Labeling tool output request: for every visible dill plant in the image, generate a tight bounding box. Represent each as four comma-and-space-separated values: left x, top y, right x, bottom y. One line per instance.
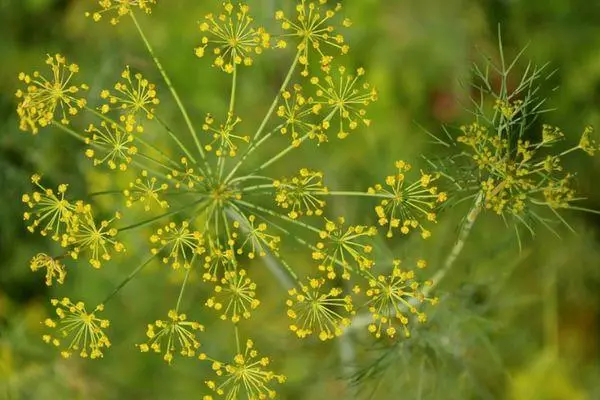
15, 1, 448, 398
348, 36, 600, 396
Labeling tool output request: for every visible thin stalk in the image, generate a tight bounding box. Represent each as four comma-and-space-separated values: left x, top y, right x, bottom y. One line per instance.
130, 12, 211, 175
252, 50, 301, 142
175, 268, 192, 312
118, 198, 206, 232
100, 250, 161, 305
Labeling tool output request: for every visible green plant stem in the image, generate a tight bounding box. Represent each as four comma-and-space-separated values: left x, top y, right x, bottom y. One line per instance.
117, 199, 206, 232
252, 50, 301, 143
223, 127, 281, 184
130, 12, 211, 175
175, 268, 192, 312
426, 191, 484, 292
100, 250, 161, 305
234, 200, 321, 234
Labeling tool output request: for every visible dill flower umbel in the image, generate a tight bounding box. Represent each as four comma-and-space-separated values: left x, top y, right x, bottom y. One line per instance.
310, 66, 377, 139
364, 259, 437, 339
286, 277, 354, 340
16, 54, 88, 134
232, 215, 281, 259
42, 298, 110, 359
275, 0, 351, 76
205, 269, 260, 323
100, 66, 160, 119
277, 84, 327, 146
84, 121, 138, 171
124, 170, 170, 211
273, 168, 328, 219
369, 160, 447, 239
22, 174, 76, 241
67, 206, 125, 268
196, 2, 271, 73
150, 221, 205, 269
86, 0, 157, 25
203, 339, 286, 399
312, 217, 377, 280
203, 113, 249, 157
30, 253, 67, 286
138, 310, 204, 364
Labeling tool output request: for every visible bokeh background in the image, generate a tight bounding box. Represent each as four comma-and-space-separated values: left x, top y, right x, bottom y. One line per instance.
1, 0, 600, 399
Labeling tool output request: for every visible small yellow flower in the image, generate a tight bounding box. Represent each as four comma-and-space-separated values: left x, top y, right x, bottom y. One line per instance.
30, 253, 67, 286
16, 54, 88, 134
100, 66, 159, 119
150, 221, 205, 269
138, 309, 204, 364
274, 168, 328, 219
286, 277, 353, 340
369, 161, 446, 238
42, 298, 110, 359
205, 269, 260, 323
124, 170, 169, 211
203, 339, 286, 399
202, 113, 249, 157
86, 0, 156, 25
365, 259, 437, 339
196, 2, 271, 73
85, 121, 138, 171
310, 66, 377, 139
312, 217, 377, 280
275, 0, 351, 76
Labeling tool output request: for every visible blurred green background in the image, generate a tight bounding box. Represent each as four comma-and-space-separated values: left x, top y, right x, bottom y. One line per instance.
1, 0, 600, 399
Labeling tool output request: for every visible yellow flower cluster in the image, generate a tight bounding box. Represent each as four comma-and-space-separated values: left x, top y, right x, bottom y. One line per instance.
43, 298, 110, 359
30, 253, 66, 286
205, 269, 260, 323
150, 221, 205, 269
16, 54, 88, 134
275, 0, 351, 76
100, 66, 160, 119
86, 0, 157, 25
203, 113, 249, 157
232, 215, 281, 259
202, 339, 286, 399
195, 2, 271, 73
312, 217, 377, 280
277, 84, 327, 146
364, 259, 437, 338
23, 175, 125, 269
457, 122, 587, 217
138, 309, 204, 364
369, 161, 447, 239
274, 168, 328, 219
124, 170, 170, 211
310, 66, 377, 139
84, 121, 138, 171
286, 277, 354, 340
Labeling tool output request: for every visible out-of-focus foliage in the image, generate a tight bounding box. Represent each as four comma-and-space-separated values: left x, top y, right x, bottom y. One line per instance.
1, 1, 599, 399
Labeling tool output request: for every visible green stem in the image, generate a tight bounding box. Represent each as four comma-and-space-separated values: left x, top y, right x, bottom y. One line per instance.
234, 200, 321, 234
100, 250, 161, 305
117, 199, 206, 232
175, 268, 192, 312
252, 50, 301, 142
130, 12, 211, 175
